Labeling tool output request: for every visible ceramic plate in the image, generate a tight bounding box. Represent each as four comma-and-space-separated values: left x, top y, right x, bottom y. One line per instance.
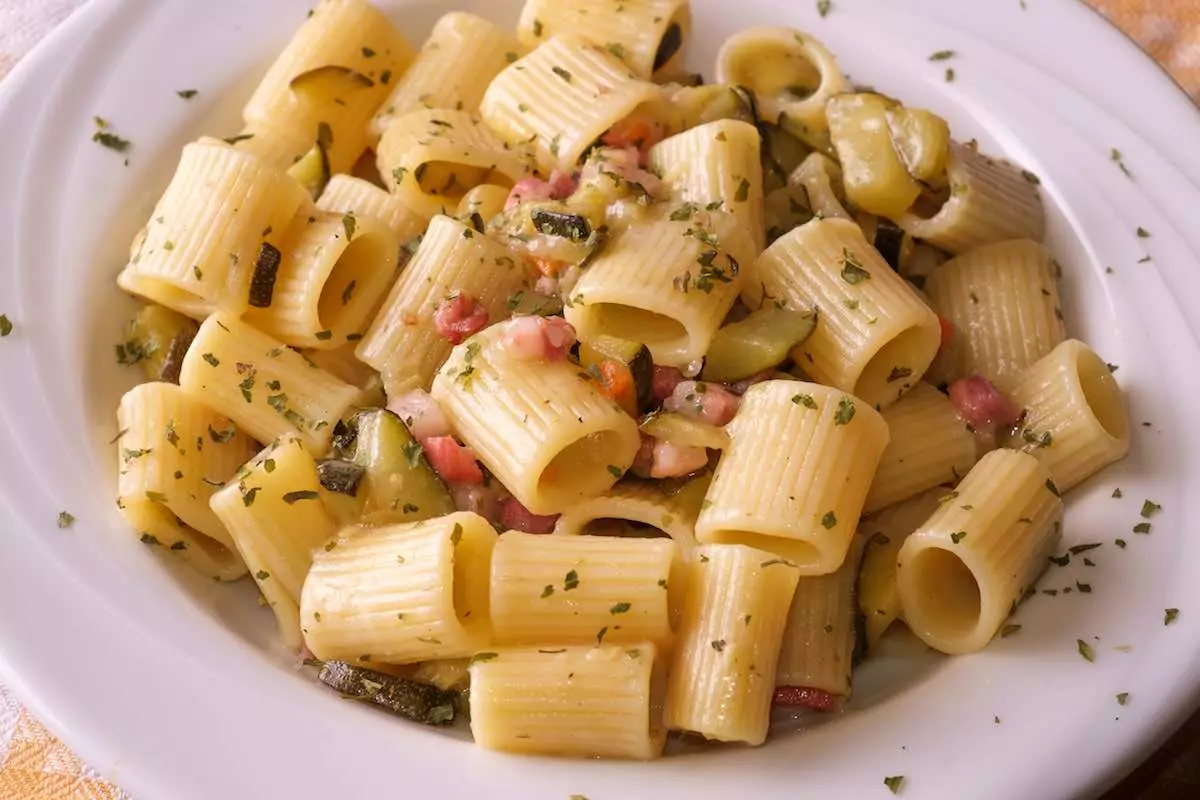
1, 0, 1199, 797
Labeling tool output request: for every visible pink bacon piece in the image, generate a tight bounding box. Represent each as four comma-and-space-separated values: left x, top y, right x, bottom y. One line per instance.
386, 389, 450, 441
497, 496, 560, 534
504, 170, 578, 211
433, 293, 488, 345
663, 380, 741, 426
420, 436, 484, 484
651, 365, 685, 404
948, 375, 1020, 433
500, 316, 577, 362
649, 440, 709, 479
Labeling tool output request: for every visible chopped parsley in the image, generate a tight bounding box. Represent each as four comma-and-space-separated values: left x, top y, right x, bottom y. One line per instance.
792, 393, 818, 409
887, 366, 912, 383
1117, 692, 1130, 706
734, 177, 750, 203
255, 570, 271, 581
1021, 169, 1041, 185
1165, 608, 1180, 625
1077, 639, 1095, 662
596, 626, 609, 645
817, 0, 832, 17
884, 776, 904, 794
176, 89, 199, 99
928, 50, 956, 61
551, 66, 573, 83
0, 314, 12, 337
821, 511, 837, 529
1136, 227, 1150, 238
564, 569, 580, 591
93, 125, 132, 153
834, 397, 856, 425
222, 133, 254, 145
950, 531, 967, 544
1111, 148, 1132, 178
710, 639, 727, 652
610, 602, 631, 615
401, 440, 424, 470
470, 652, 498, 665
1045, 478, 1062, 498
342, 212, 357, 240
1140, 499, 1162, 518
241, 486, 261, 507
361, 46, 376, 58
541, 584, 555, 598
606, 465, 623, 478
57, 511, 75, 529
839, 248, 871, 284
1133, 522, 1151, 534
450, 522, 464, 546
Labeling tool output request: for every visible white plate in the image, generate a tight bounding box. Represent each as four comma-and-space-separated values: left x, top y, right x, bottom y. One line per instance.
1, 0, 1199, 797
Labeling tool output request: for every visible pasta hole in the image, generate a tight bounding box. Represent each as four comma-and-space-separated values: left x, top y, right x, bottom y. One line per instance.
581, 518, 668, 539
856, 322, 939, 406
903, 546, 981, 639
589, 304, 687, 350
316, 229, 392, 335
1075, 346, 1127, 441
724, 40, 822, 104
706, 530, 822, 571
539, 431, 632, 505
416, 162, 508, 202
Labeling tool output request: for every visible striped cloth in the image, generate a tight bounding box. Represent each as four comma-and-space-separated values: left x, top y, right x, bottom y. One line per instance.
0, 0, 1196, 798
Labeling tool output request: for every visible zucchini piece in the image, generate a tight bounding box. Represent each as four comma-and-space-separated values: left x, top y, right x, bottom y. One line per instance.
287, 141, 330, 200
329, 418, 359, 459
874, 218, 914, 271
317, 458, 366, 497
118, 305, 200, 384
578, 335, 653, 412
317, 661, 457, 726
506, 289, 564, 318
702, 307, 817, 382
885, 106, 951, 187
412, 658, 471, 692
248, 242, 282, 308
654, 22, 684, 73
531, 208, 592, 242
826, 93, 924, 218
353, 409, 456, 522
640, 411, 730, 450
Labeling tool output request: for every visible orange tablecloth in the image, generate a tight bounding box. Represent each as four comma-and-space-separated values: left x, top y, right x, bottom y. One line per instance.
0, 1, 1197, 798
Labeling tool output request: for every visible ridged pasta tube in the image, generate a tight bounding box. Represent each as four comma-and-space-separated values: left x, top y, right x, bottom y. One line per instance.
649, 119, 766, 252
455, 184, 511, 224
897, 142, 1045, 254
665, 544, 800, 745
317, 175, 427, 244
775, 533, 866, 700
857, 488, 944, 646
178, 311, 364, 453
431, 321, 642, 515
118, 500, 246, 582
376, 109, 535, 219
516, 0, 691, 79
896, 449, 1063, 655
355, 215, 533, 397
553, 474, 710, 559
1003, 339, 1130, 492
789, 152, 851, 220
695, 380, 889, 574
565, 210, 756, 367
715, 27, 848, 152
864, 383, 976, 514
241, 0, 413, 173
490, 532, 682, 646
924, 239, 1066, 387
117, 382, 257, 553
210, 435, 337, 649
245, 210, 398, 350
369, 12, 524, 144
480, 34, 660, 173
118, 139, 310, 319
469, 643, 667, 760
745, 218, 941, 408
300, 512, 497, 664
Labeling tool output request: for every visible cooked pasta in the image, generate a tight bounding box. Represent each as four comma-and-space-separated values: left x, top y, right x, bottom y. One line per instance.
1003, 339, 1130, 492
665, 543, 800, 744
300, 512, 497, 664
896, 449, 1064, 655
106, 0, 1135, 762
745, 218, 941, 408
924, 239, 1066, 387
695, 380, 889, 574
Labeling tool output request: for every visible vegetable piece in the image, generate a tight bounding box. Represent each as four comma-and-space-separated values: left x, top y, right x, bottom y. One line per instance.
579, 336, 654, 412
826, 93, 924, 217
886, 106, 951, 186
873, 218, 913, 271
287, 141, 331, 200
531, 209, 592, 242
317, 458, 366, 497
248, 242, 282, 308
351, 409, 456, 522
701, 307, 817, 382
640, 411, 730, 451
316, 660, 457, 726
598, 360, 638, 416
119, 305, 200, 384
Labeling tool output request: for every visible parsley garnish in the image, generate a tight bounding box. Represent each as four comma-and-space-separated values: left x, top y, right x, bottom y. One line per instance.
1077, 639, 1095, 662
564, 569, 580, 591
834, 397, 856, 425
1165, 608, 1180, 625
950, 531, 967, 544
839, 248, 871, 284
884, 776, 904, 794
401, 440, 424, 470
470, 652, 498, 664
57, 511, 75, 529
711, 639, 727, 652
222, 133, 254, 145
93, 130, 131, 153
792, 393, 817, 409
541, 584, 555, 598
610, 602, 631, 614
817, 0, 832, 17
1111, 148, 1132, 178
887, 366, 912, 383
202, 352, 219, 367
1140, 499, 1161, 518
1133, 522, 1151, 534
929, 50, 956, 61
551, 66, 573, 83
0, 315, 12, 337
1045, 478, 1062, 498
606, 465, 623, 478
256, 570, 270, 581
361, 46, 376, 58
342, 212, 357, 240
1136, 227, 1150, 238
1117, 692, 1130, 706
450, 523, 464, 546
734, 177, 750, 203
176, 89, 198, 99
821, 511, 837, 529
596, 626, 609, 645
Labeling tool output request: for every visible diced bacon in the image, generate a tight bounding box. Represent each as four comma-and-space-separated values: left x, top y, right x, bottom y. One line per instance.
938, 315, 955, 350
727, 369, 780, 396
948, 375, 1020, 432
664, 380, 741, 426
651, 365, 685, 403
451, 482, 502, 521
500, 316, 576, 362
433, 293, 488, 345
773, 686, 839, 712
534, 274, 560, 297
581, 147, 663, 197
504, 170, 578, 211
420, 436, 483, 484
631, 433, 656, 478
649, 440, 709, 479
387, 389, 450, 441
497, 496, 559, 533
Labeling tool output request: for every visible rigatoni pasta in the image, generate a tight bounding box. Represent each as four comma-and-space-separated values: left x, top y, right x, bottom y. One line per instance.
317, 175, 427, 244
553, 474, 710, 558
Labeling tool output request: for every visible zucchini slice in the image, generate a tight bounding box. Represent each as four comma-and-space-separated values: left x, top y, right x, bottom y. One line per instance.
247, 242, 282, 309
579, 335, 653, 413
287, 141, 331, 200
317, 661, 458, 726
702, 307, 817, 382
352, 409, 456, 522
531, 208, 592, 242
654, 23, 684, 73
640, 411, 730, 451
317, 458, 366, 497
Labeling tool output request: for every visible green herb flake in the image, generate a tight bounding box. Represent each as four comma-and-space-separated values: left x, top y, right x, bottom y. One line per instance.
929, 50, 956, 61
945, 67, 955, 82
1117, 692, 1130, 706
887, 366, 912, 383
401, 440, 424, 470
884, 776, 904, 794
255, 569, 271, 581
140, 533, 161, 546
711, 639, 727, 652
821, 511, 837, 529
1020, 169, 1041, 185
240, 486, 261, 507
1115, 538, 1127, 548
564, 569, 580, 591
342, 212, 357, 241
791, 393, 818, 409
470, 652, 499, 665
839, 248, 871, 284
551, 66, 573, 83
202, 352, 219, 367
57, 511, 75, 529
950, 530, 968, 544
222, 133, 254, 145
1111, 148, 1133, 178
450, 522, 464, 546
541, 584, 555, 598
176, 89, 198, 99
1165, 608, 1180, 625
263, 458, 276, 474
834, 397, 856, 425
532, 18, 544, 36
1045, 478, 1062, 498
93, 130, 131, 153
361, 46, 376, 58
1140, 499, 1162, 518
596, 626, 609, 645
734, 177, 750, 203
817, 0, 832, 17
1133, 522, 1152, 534
1077, 638, 1095, 662
1136, 227, 1150, 238
0, 315, 11, 337
283, 490, 320, 504
610, 602, 632, 615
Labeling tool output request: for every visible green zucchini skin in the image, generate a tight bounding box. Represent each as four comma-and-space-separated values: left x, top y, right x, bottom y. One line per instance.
317, 661, 458, 726
317, 458, 366, 497
248, 242, 282, 308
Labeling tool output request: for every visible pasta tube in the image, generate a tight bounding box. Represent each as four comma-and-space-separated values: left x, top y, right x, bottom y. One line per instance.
896, 449, 1063, 655
300, 512, 497, 664
695, 380, 889, 574
317, 175, 427, 245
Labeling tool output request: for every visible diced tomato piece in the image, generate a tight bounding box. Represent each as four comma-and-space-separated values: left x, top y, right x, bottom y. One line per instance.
420, 436, 483, 484
497, 496, 559, 533
433, 293, 488, 345
948, 375, 1020, 432
664, 380, 740, 426
773, 686, 839, 712
598, 359, 638, 416
651, 365, 685, 403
